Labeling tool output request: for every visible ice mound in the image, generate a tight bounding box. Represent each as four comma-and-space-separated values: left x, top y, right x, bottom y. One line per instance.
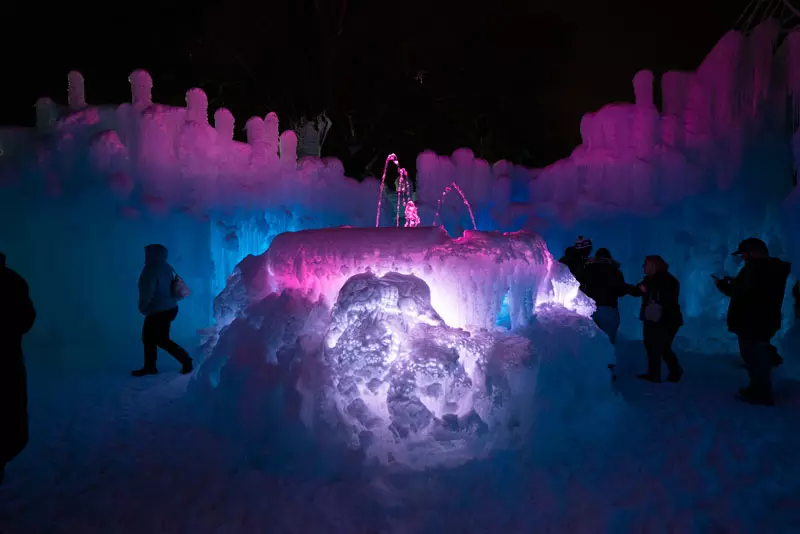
195, 227, 621, 470
321, 271, 508, 467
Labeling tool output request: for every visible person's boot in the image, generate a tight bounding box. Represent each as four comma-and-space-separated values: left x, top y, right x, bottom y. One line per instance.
637, 373, 661, 383
131, 367, 159, 377
638, 352, 662, 382
666, 368, 684, 383
180, 359, 194, 375
735, 387, 774, 406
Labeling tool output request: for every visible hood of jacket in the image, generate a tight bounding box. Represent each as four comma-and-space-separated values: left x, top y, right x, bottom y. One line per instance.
144, 244, 169, 266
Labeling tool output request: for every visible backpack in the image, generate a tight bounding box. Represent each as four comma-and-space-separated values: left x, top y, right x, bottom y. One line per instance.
170, 270, 191, 300
644, 291, 662, 322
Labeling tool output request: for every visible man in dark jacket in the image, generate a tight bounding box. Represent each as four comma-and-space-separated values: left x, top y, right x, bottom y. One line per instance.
559, 235, 593, 284
581, 248, 638, 345
715, 238, 791, 406
0, 253, 36, 484
133, 244, 193, 377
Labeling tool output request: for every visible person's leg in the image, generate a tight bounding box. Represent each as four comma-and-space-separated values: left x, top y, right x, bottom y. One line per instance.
737, 336, 774, 404
0, 361, 29, 482
662, 326, 683, 382
768, 343, 783, 367
133, 313, 162, 376
155, 307, 193, 372
592, 306, 620, 345
639, 323, 662, 381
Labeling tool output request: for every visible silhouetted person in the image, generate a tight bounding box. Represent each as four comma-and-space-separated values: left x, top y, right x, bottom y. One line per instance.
559, 235, 593, 284
0, 253, 36, 483
714, 238, 790, 406
632, 255, 684, 383
133, 244, 193, 377
581, 247, 638, 345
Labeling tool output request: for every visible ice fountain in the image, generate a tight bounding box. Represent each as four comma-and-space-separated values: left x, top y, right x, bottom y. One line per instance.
375, 153, 476, 232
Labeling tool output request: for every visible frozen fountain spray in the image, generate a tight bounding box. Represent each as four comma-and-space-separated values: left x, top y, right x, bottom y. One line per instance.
432, 181, 477, 231
375, 153, 476, 231
375, 153, 419, 228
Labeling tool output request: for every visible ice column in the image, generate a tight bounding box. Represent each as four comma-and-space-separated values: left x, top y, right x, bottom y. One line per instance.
186, 88, 209, 125
35, 97, 59, 132
280, 130, 298, 168
129, 70, 153, 109
265, 112, 280, 163
632, 70, 658, 156
246, 117, 267, 162
67, 71, 87, 111
214, 108, 235, 141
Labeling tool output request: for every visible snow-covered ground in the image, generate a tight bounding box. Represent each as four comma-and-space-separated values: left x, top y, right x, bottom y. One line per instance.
2, 337, 799, 534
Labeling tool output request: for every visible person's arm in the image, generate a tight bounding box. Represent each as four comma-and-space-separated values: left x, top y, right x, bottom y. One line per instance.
15, 278, 36, 335
714, 275, 734, 297
138, 268, 156, 315
614, 271, 640, 297
664, 277, 681, 307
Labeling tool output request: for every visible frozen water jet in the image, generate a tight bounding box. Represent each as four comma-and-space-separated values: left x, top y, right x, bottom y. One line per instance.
375, 153, 412, 227
432, 181, 477, 231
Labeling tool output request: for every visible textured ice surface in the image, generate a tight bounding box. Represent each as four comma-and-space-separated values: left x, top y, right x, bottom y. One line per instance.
212, 226, 595, 332
197, 228, 617, 470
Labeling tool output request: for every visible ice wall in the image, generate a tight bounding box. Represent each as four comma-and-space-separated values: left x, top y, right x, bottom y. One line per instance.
2, 21, 799, 359
0, 70, 383, 362
415, 23, 800, 352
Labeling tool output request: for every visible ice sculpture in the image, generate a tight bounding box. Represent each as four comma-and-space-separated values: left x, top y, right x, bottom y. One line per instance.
197, 227, 617, 470
212, 226, 594, 331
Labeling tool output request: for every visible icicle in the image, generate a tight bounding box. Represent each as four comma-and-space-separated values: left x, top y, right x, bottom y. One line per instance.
748, 19, 781, 115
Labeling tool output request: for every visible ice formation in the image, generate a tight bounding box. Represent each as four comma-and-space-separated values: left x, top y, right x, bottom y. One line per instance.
0, 19, 798, 359
212, 226, 594, 331
196, 228, 616, 469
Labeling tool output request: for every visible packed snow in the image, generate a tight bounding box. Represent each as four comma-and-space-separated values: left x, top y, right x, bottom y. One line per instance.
0, 17, 800, 534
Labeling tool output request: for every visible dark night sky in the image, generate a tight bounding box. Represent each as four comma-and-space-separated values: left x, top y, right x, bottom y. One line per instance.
2, 0, 752, 174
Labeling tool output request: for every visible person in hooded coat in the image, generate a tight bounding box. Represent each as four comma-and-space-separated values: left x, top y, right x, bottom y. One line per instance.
0, 253, 36, 484
581, 248, 638, 345
714, 238, 791, 406
133, 244, 193, 377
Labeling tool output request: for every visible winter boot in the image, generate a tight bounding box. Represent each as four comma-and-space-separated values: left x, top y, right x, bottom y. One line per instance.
637, 373, 661, 383
735, 387, 774, 407
131, 367, 159, 377
666, 367, 684, 383
180, 359, 194, 375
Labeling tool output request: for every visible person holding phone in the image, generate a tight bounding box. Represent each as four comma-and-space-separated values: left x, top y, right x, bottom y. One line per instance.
714, 238, 791, 406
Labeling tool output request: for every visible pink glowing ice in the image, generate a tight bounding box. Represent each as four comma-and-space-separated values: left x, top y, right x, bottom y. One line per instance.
433, 181, 477, 231
404, 200, 420, 227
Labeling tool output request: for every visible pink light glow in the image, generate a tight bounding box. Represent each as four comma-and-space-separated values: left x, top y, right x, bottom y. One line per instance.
433, 181, 477, 231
